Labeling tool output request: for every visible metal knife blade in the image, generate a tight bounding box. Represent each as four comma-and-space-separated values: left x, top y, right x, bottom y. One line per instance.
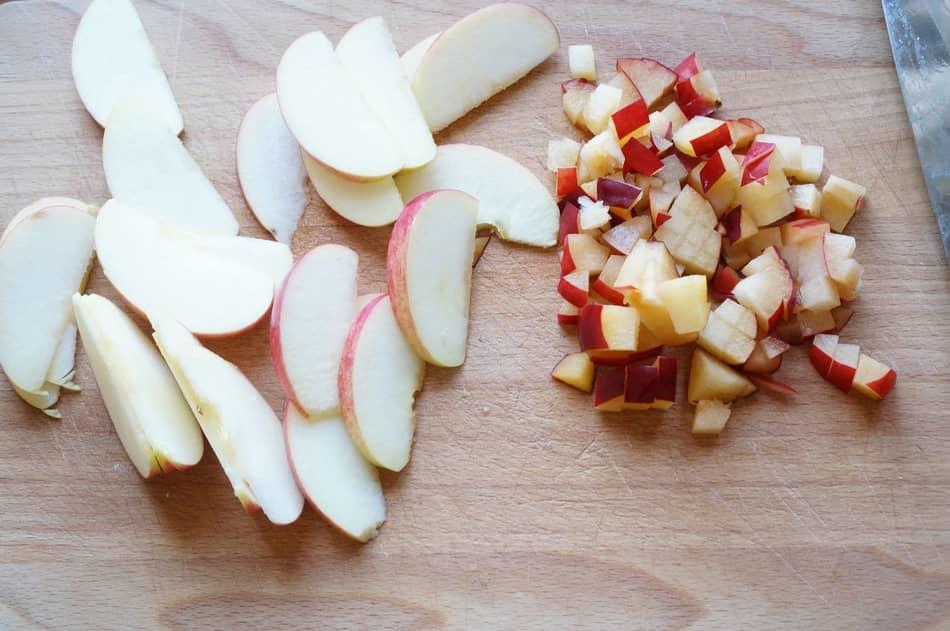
883, 0, 950, 262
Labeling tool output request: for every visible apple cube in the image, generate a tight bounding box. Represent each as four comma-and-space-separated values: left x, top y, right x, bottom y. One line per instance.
569, 44, 597, 81
562, 233, 611, 275
742, 226, 783, 258
578, 130, 625, 182
649, 189, 675, 227
698, 299, 757, 365
578, 200, 611, 231
602, 216, 652, 255
622, 139, 664, 176
827, 342, 860, 391
558, 300, 580, 326
593, 365, 626, 411
620, 364, 657, 410
790, 184, 822, 218
688, 348, 756, 404
556, 166, 581, 199
809, 333, 838, 377
559, 202, 580, 244
831, 305, 854, 332
579, 304, 640, 360
604, 72, 641, 107
828, 258, 863, 301
744, 336, 790, 374
726, 117, 765, 151
852, 353, 897, 400
821, 175, 866, 232
614, 239, 678, 289
558, 270, 590, 307
823, 232, 856, 261
754, 134, 802, 174
655, 275, 709, 334
721, 206, 758, 245
798, 309, 836, 338
675, 70, 721, 117
547, 138, 582, 171
787, 144, 824, 183
692, 400, 732, 435
592, 255, 627, 305
616, 57, 677, 107
781, 218, 830, 245
798, 275, 840, 312
654, 186, 721, 276
722, 240, 751, 270
711, 265, 741, 297
673, 116, 732, 158
610, 99, 650, 142
582, 83, 623, 134
597, 178, 643, 209
562, 79, 596, 126
733, 265, 794, 331
552, 352, 595, 393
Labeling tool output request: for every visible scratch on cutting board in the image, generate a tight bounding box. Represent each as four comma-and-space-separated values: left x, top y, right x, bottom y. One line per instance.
719, 14, 738, 51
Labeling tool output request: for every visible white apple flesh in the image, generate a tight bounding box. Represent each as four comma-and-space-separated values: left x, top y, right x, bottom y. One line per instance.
103, 94, 238, 235
408, 3, 559, 131
271, 244, 358, 417
276, 31, 403, 180
302, 152, 404, 227
394, 144, 559, 247
95, 200, 287, 337
284, 405, 385, 542
152, 315, 303, 525
71, 0, 182, 134
339, 294, 425, 472
236, 93, 309, 244
336, 16, 436, 170
401, 32, 440, 78
73, 294, 203, 478
387, 189, 478, 367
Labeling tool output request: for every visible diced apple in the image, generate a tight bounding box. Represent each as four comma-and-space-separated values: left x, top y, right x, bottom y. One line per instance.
387, 190, 478, 367
692, 146, 740, 216
559, 201, 580, 244
721, 206, 758, 245
616, 57, 677, 107
558, 270, 590, 307
582, 83, 623, 134
652, 356, 677, 409
673, 116, 732, 158
601, 216, 652, 255
798, 309, 836, 338
562, 233, 611, 275
692, 400, 731, 435
823, 232, 857, 261
557, 300, 581, 326
722, 240, 752, 270
781, 218, 830, 245
787, 144, 824, 183
798, 275, 840, 312
742, 336, 788, 374
852, 353, 897, 400
569, 44, 597, 81
754, 134, 802, 174
548, 138, 582, 171
610, 99, 650, 143
578, 131, 625, 183
592, 256, 627, 305
821, 175, 866, 232
593, 365, 626, 411
826, 342, 860, 391
654, 187, 721, 276
579, 304, 640, 359
741, 227, 783, 258
698, 299, 756, 365
409, 4, 559, 132
733, 265, 794, 331
622, 364, 657, 410
579, 200, 611, 231
604, 72, 641, 107
790, 184, 822, 218
394, 144, 559, 247
556, 167, 581, 200
828, 258, 863, 300
831, 305, 854, 332
688, 348, 756, 404
597, 178, 643, 210
808, 333, 838, 377
711, 265, 741, 297
552, 352, 596, 393
656, 275, 709, 334
726, 118, 764, 151
562, 79, 596, 126
622, 137, 664, 176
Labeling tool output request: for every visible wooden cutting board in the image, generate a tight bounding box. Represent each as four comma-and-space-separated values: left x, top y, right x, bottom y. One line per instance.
2, 1, 949, 628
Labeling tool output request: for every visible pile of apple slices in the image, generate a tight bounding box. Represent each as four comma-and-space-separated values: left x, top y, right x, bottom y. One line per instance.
549, 49, 896, 434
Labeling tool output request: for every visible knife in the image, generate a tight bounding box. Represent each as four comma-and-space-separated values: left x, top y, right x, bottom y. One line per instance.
883, 0, 950, 262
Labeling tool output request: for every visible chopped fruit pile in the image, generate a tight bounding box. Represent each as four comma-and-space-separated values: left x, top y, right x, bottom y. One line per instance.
549, 49, 896, 434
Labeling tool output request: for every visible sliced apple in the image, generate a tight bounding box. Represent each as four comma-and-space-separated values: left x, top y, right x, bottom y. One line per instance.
236, 93, 309, 244
336, 16, 436, 170
339, 294, 425, 472
394, 144, 558, 247
71, 0, 182, 134
284, 406, 385, 542
302, 152, 403, 227
408, 4, 559, 131
102, 93, 238, 235
95, 200, 285, 337
12, 321, 80, 420
151, 315, 303, 525
388, 190, 478, 367
277, 31, 402, 179
401, 32, 440, 78
0, 200, 96, 404
73, 294, 203, 478
852, 353, 897, 400
271, 244, 358, 417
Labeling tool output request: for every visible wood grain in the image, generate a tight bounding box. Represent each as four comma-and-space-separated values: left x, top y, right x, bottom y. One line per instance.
1, 1, 949, 628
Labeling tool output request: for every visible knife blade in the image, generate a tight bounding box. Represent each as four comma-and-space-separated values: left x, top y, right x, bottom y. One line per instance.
883, 0, 950, 262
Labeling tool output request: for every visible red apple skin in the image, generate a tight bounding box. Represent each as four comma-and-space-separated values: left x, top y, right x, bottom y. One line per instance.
561, 78, 594, 94
557, 312, 579, 327
593, 366, 626, 411
726, 118, 764, 151
556, 167, 580, 199
336, 293, 383, 460
560, 243, 577, 275
611, 100, 649, 140
652, 356, 677, 407
673, 52, 701, 81
559, 202, 579, 245
689, 123, 732, 158
711, 265, 740, 297
699, 150, 727, 191
578, 304, 609, 351
622, 139, 664, 176
615, 57, 677, 106
270, 261, 308, 416
655, 212, 672, 227
589, 347, 662, 366
746, 373, 797, 394
859, 369, 897, 400
592, 279, 626, 305
558, 274, 589, 307
624, 364, 658, 407
808, 335, 837, 378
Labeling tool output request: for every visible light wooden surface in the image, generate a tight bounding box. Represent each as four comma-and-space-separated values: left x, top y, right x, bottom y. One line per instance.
2, 1, 949, 629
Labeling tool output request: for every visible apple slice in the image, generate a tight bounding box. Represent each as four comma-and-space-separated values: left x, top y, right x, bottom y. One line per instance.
401, 32, 440, 78
236, 93, 309, 244
103, 94, 238, 235
408, 4, 559, 131
394, 144, 559, 247
284, 405, 385, 542
71, 0, 182, 134
551, 352, 595, 393
277, 31, 402, 179
339, 294, 425, 472
692, 400, 732, 435
809, 333, 838, 377
271, 244, 358, 417
302, 152, 403, 227
698, 299, 757, 365
388, 190, 478, 367
96, 200, 287, 337
336, 17, 436, 170
0, 200, 96, 402
852, 353, 897, 400
73, 294, 203, 478
152, 315, 303, 524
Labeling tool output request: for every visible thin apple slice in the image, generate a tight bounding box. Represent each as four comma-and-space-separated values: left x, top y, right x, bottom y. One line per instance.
71, 0, 182, 134
0, 200, 96, 401
388, 190, 478, 367
284, 405, 385, 542
152, 315, 303, 525
12, 322, 80, 419
271, 244, 358, 417
73, 294, 203, 478
277, 31, 403, 180
408, 3, 559, 131
401, 32, 440, 78
339, 294, 425, 472
95, 201, 281, 337
103, 93, 238, 235
336, 17, 436, 170
394, 144, 558, 247
302, 152, 403, 227
236, 93, 309, 244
